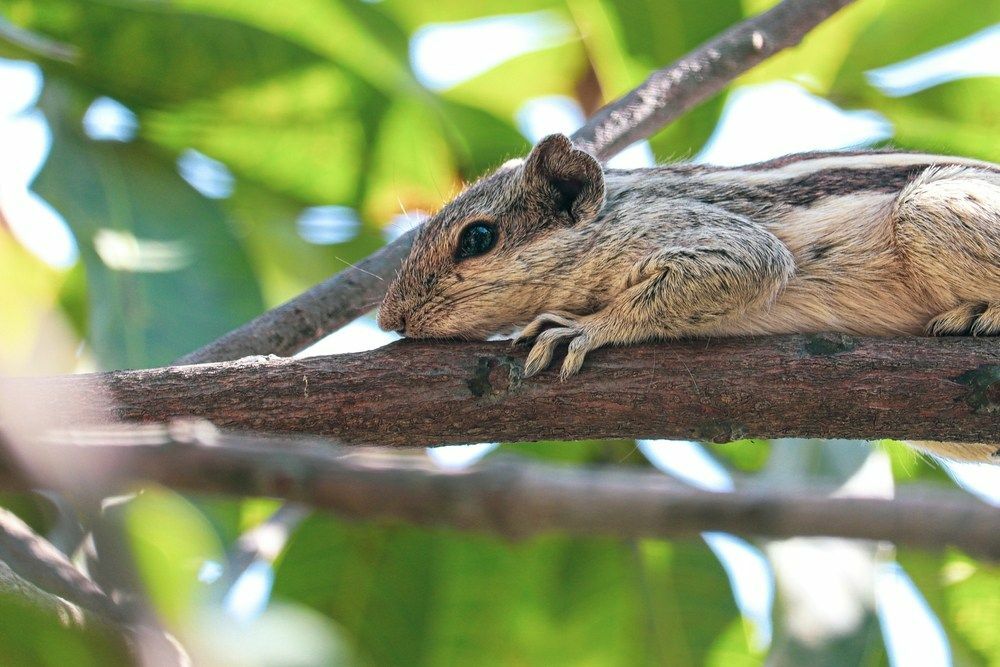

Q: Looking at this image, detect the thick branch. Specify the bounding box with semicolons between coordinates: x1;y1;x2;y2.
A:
5;425;998;560
177;0;855;364
15;335;1000;446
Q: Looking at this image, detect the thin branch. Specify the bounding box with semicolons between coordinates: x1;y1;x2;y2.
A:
0;507;126;623
176;0;856;365
17;335;1000;447
573;0;857;160
5;424;997;560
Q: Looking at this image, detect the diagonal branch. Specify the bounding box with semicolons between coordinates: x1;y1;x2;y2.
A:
4;423;997;560
12;335;1000;447
176;0;857;365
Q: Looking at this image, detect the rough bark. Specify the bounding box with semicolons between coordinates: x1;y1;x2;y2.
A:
4;425;997;560
176;0;858;365
15;335;1000;447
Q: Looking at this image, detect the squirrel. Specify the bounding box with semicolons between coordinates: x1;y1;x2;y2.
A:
378;134;1000;464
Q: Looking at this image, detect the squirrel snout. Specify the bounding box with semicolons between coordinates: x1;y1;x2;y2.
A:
377;304;406;334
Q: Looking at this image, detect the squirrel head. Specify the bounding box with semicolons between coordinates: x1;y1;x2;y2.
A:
378;133;606;338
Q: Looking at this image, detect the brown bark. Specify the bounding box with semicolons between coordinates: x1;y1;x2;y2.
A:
5;425;997;560
177;0;857;365
17;335;1000;447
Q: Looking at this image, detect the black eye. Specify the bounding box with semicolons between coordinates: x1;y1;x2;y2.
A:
456;222;497;260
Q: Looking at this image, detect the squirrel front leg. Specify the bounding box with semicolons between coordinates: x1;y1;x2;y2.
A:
519;214;796;378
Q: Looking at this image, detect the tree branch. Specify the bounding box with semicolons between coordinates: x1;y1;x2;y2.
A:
573;0;857;160
5;424;997;560
176;0;856;365
14;335;1000;447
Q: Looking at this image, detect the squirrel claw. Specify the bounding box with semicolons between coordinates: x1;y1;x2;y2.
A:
521;314;604;379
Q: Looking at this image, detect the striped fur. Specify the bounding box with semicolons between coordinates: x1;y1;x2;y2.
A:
379;135;1000;463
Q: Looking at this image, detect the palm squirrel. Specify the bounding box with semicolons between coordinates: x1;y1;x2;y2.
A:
378;134;1000;463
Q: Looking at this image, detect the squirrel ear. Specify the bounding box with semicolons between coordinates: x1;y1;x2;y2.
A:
523;134;605;223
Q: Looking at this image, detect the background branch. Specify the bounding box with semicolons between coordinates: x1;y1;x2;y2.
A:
176;0;857;365
20;335;1000;447
5;424;997;560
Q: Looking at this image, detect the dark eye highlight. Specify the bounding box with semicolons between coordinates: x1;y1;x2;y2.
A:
455;222;497;260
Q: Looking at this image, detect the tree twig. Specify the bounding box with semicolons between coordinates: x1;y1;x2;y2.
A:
176;0;857;365
573;0;857;160
5;423;997;560
16;335;1000;447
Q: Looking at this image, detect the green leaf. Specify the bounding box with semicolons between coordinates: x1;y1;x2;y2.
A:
830;0;1000;98
274;516;744;666
0;0;328;105
899;550;1000;666
33;81;263;369
143;64;374;206
170;0;414;94
124;488;226;626
0;591;130;666
442;40;588;120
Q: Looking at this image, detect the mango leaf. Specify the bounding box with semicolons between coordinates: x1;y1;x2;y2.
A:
872;79;1000;163
170;0;414;94
143;63;376;206
829;0;1000;99
32;82;263;369
437;99;532;177
442;40;588;120
0;0;326;105
273;517;748;666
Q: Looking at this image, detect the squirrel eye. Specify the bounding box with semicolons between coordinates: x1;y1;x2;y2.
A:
456;222;497;260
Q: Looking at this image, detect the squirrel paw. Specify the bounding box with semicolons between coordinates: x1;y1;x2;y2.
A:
925;302;1000;336
517;312;604;380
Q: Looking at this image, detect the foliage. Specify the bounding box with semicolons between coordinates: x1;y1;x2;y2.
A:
0;0;998;664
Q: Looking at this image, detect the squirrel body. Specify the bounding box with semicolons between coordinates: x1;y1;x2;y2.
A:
379;135;1000;463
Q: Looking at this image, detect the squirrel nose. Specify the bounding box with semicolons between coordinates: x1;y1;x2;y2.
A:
377;305;406;334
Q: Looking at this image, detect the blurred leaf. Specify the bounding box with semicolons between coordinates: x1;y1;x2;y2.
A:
125;487;225;626
0;225;63;370
874;79;1000;163
442;40;588;119
899;550;1000;667
830;0;1000;97
708;439;771;473
0;0;327;105
33;81;263;369
437;99;532;177
510;439;645;465
706;617;765;667
381;0;565;29
143;64;374;206
171;0;414;93
225;184;381;307
0;591;130;666
274;517;745;666
363;94;459;222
